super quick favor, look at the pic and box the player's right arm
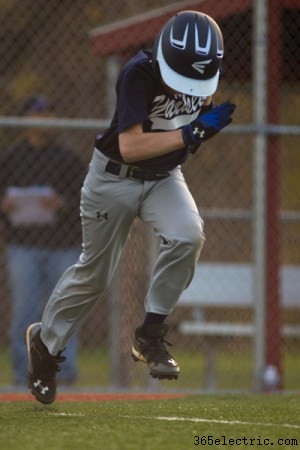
[119,99,236,163]
[119,124,184,163]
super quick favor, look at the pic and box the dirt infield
[0,392,188,402]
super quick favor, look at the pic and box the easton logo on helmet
[192,59,213,74]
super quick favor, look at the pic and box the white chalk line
[121,415,300,430]
[47,413,300,430]
[48,412,85,417]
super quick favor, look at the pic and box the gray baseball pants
[41,149,205,355]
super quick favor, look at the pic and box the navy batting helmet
[152,11,224,97]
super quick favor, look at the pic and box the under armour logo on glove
[182,101,236,148]
[193,128,206,139]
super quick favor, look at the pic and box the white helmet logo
[192,59,212,74]
[216,34,224,58]
[170,24,189,49]
[195,25,211,55]
[195,23,224,59]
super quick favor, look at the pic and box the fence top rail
[179,262,300,308]
[0,116,110,130]
[199,208,300,222]
[0,116,299,135]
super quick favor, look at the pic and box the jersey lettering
[149,94,203,131]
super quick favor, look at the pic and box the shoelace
[139,337,173,364]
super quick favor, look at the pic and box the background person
[0,94,85,386]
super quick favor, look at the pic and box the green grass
[0,395,300,449]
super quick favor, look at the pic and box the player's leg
[132,167,205,379]
[45,246,81,385]
[26,150,142,403]
[40,151,142,355]
[142,167,205,314]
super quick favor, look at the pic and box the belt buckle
[127,166,137,180]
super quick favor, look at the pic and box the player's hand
[39,193,64,211]
[186,101,214,154]
[182,101,236,147]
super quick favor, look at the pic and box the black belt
[105,160,170,181]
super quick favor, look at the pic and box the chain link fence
[0,0,299,392]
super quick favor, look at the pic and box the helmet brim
[156,35,220,97]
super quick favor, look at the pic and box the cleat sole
[131,348,179,381]
[150,372,178,381]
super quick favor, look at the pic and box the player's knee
[186,221,206,253]
[196,228,206,252]
[161,220,205,257]
[174,228,205,260]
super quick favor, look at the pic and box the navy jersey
[96,50,205,171]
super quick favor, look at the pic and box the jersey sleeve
[116,63,154,134]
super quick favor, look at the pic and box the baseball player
[26,10,236,403]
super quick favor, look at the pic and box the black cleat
[25,323,66,404]
[131,324,180,380]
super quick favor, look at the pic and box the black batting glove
[182,101,236,147]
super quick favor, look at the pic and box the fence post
[252,0,268,392]
[265,0,282,389]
